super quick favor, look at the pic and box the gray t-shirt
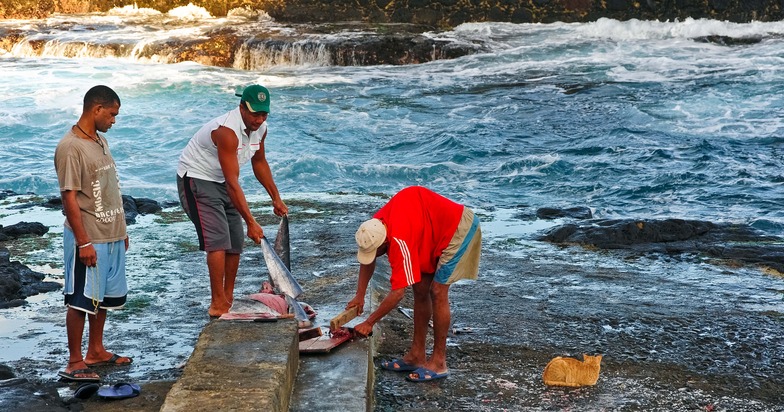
[54,130,126,243]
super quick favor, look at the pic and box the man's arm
[353,287,406,337]
[214,126,264,243]
[347,260,377,314]
[61,190,97,267]
[250,130,288,217]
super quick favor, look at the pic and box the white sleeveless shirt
[176,107,267,183]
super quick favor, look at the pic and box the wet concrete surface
[0,196,783,411]
[291,337,373,412]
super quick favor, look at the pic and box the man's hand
[353,320,374,337]
[247,220,264,244]
[272,198,288,217]
[79,244,97,267]
[346,296,365,315]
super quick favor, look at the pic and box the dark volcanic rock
[536,206,592,220]
[538,218,784,273]
[122,195,162,225]
[692,35,764,46]
[0,222,48,239]
[4,0,784,26]
[2,20,485,68]
[122,195,138,225]
[41,196,62,209]
[0,364,15,380]
[0,248,61,309]
[135,197,163,214]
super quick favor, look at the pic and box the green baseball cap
[235,84,270,113]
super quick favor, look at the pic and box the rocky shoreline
[1,191,782,410]
[0,17,487,68]
[2,0,784,27]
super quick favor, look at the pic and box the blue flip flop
[97,382,141,399]
[406,367,449,382]
[380,358,418,372]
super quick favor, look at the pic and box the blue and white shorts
[63,227,127,314]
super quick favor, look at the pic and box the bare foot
[208,305,230,317]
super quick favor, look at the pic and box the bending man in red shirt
[347,186,482,382]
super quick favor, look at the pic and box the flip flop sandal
[380,358,418,372]
[97,382,141,399]
[74,382,100,399]
[85,353,133,367]
[406,367,449,382]
[58,368,100,383]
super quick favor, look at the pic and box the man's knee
[430,282,450,301]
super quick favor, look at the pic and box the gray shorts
[177,174,244,253]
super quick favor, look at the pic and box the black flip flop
[74,382,100,399]
[58,368,100,383]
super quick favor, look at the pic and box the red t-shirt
[373,186,464,290]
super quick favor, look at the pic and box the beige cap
[355,218,386,265]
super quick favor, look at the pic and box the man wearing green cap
[177,84,288,317]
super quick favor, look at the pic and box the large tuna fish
[260,236,303,299]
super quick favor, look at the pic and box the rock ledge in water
[539,218,784,273]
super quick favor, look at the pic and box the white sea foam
[167,3,213,20]
[107,5,162,16]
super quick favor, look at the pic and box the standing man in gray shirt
[54,85,132,382]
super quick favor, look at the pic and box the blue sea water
[2,15,783,236]
[1,14,783,236]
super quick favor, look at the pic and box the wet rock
[0,221,48,241]
[0,377,27,387]
[4,0,784,26]
[122,196,138,225]
[693,35,764,46]
[0,363,15,380]
[0,378,67,411]
[536,206,592,220]
[0,14,482,68]
[0,189,14,200]
[538,218,784,272]
[0,247,61,308]
[135,197,163,215]
[539,218,717,247]
[42,196,62,209]
[122,195,162,225]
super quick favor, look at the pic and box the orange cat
[542,354,603,387]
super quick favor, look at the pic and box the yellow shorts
[435,207,481,285]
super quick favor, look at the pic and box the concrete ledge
[161,319,299,412]
[290,332,374,411]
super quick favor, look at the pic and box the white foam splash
[107,4,162,16]
[167,3,213,20]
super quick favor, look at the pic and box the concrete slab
[290,335,374,412]
[160,319,299,412]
